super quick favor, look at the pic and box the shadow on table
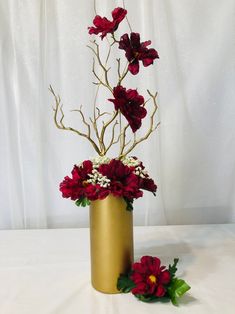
[179,294,197,305]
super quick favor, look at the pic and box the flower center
[134,51,139,58]
[148,274,157,284]
[82,180,89,187]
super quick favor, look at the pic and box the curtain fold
[0,0,235,229]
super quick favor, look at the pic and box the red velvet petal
[128,61,139,75]
[156,285,166,297]
[112,7,127,22]
[131,282,147,295]
[159,270,171,285]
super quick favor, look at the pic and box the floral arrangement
[117,256,191,305]
[50,6,160,209]
[50,5,191,305]
[59,156,156,210]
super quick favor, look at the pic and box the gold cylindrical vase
[89,194,133,294]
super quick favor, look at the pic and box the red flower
[108,85,147,132]
[99,159,142,199]
[130,256,171,297]
[59,160,93,200]
[88,7,127,39]
[119,32,159,75]
[85,184,109,201]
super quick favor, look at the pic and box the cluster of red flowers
[59,158,157,205]
[88,7,159,133]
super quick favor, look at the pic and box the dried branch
[91,58,109,89]
[111,33,119,44]
[95,108,111,120]
[122,0,133,32]
[49,85,101,155]
[87,41,113,93]
[118,61,129,85]
[100,110,119,152]
[93,0,97,15]
[117,58,121,78]
[90,35,114,150]
[71,105,91,137]
[105,120,119,153]
[119,123,130,156]
[105,37,112,64]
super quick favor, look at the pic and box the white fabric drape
[0,0,235,229]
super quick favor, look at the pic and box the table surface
[0,224,234,314]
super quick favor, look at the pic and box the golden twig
[119,123,130,156]
[122,0,133,32]
[87,41,113,92]
[99,110,118,153]
[105,120,119,152]
[118,61,129,85]
[49,85,101,155]
[71,105,91,137]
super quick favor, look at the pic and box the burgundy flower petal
[110,182,123,197]
[119,33,130,49]
[156,285,166,297]
[159,270,171,285]
[130,32,141,49]
[111,7,127,28]
[131,282,147,295]
[142,40,151,48]
[148,282,156,295]
[141,256,160,274]
[128,61,140,75]
[141,49,159,67]
[82,160,93,173]
[132,261,147,274]
[130,272,144,284]
[98,189,110,200]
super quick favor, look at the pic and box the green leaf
[168,258,179,278]
[167,277,191,306]
[135,294,158,302]
[135,294,170,303]
[117,274,136,293]
[75,197,90,207]
[124,197,134,211]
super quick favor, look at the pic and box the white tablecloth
[0,224,234,314]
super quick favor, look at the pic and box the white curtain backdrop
[0,0,235,229]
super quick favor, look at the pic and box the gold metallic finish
[89,194,133,294]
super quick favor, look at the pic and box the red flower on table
[119,32,159,75]
[130,256,171,297]
[108,85,147,133]
[88,7,127,39]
